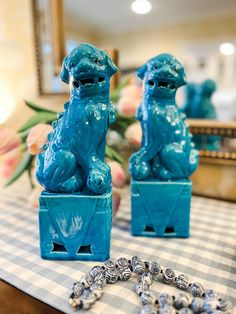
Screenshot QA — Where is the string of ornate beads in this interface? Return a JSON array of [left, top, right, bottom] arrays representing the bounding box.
[[69, 256, 234, 313]]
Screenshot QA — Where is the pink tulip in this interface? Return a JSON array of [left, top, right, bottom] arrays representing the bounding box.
[[117, 85, 142, 117], [108, 160, 126, 188], [26, 124, 52, 155], [1, 148, 22, 179], [0, 128, 21, 155], [112, 190, 121, 217], [125, 122, 142, 146]]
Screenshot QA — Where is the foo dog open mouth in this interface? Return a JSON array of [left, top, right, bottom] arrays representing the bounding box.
[[147, 79, 177, 91], [72, 76, 106, 89]]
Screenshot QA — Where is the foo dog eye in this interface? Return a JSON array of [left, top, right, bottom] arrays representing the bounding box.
[[69, 62, 75, 69], [174, 65, 180, 73], [93, 57, 102, 65]]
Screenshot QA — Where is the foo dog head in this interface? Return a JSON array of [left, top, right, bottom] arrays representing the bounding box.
[[137, 53, 187, 99], [60, 43, 118, 98]]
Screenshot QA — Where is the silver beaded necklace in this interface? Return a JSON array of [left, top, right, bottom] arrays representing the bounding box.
[[69, 256, 234, 313]]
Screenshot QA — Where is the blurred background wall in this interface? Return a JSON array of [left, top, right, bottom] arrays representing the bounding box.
[[0, 0, 65, 130]]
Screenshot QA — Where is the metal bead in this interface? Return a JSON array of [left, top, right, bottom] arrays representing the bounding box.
[[189, 283, 204, 297], [94, 273, 106, 288], [141, 304, 158, 314], [105, 268, 119, 283], [204, 290, 218, 299], [131, 255, 141, 266], [159, 293, 174, 308], [141, 291, 157, 306], [150, 262, 161, 277], [80, 273, 94, 288], [80, 290, 96, 310], [174, 293, 190, 309], [141, 272, 154, 286], [190, 298, 204, 313], [90, 265, 104, 278], [105, 259, 116, 270], [162, 269, 175, 284], [135, 281, 149, 296], [203, 298, 218, 313], [69, 297, 79, 309], [175, 274, 189, 290], [72, 281, 84, 297], [119, 267, 132, 281], [178, 308, 194, 314], [90, 283, 103, 299], [217, 299, 233, 312], [159, 305, 176, 314], [117, 257, 129, 268], [133, 261, 146, 275]]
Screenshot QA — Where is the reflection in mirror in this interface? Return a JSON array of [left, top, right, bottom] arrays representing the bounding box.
[[32, 0, 236, 200], [33, 0, 236, 148], [34, 0, 236, 99]]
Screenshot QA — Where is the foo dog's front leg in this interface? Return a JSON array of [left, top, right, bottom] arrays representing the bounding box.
[[87, 156, 111, 194], [129, 142, 159, 180], [36, 149, 82, 193]]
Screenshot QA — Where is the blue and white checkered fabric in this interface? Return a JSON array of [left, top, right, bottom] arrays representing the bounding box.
[[0, 177, 236, 314]]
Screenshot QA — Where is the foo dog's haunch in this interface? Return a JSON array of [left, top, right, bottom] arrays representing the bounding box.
[[130, 53, 199, 181], [36, 44, 118, 194]]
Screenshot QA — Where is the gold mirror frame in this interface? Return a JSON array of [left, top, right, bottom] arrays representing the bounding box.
[[32, 0, 67, 96], [188, 119, 236, 201], [32, 0, 119, 96]]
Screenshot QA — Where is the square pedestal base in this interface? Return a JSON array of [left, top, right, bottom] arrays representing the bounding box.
[[131, 180, 192, 238], [38, 191, 112, 261]]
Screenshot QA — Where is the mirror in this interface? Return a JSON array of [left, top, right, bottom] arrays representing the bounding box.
[[33, 0, 236, 146], [32, 0, 236, 200]]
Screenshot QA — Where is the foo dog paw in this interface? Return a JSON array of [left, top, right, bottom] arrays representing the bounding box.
[[152, 163, 172, 180], [60, 173, 83, 193], [87, 168, 111, 194], [130, 161, 150, 180]]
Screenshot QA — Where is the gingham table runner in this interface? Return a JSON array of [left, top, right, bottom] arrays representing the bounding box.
[[0, 178, 236, 314]]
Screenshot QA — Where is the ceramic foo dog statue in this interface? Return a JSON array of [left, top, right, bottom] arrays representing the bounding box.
[[130, 53, 199, 238], [37, 43, 118, 260], [183, 79, 220, 151]]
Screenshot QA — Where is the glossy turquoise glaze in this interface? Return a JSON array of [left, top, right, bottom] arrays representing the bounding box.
[[184, 79, 217, 120], [131, 180, 192, 238], [37, 44, 117, 260], [130, 54, 199, 181], [36, 43, 118, 194], [183, 79, 220, 150], [130, 54, 199, 238], [39, 191, 112, 260]]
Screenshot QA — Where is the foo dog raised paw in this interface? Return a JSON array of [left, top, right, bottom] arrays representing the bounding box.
[[37, 44, 118, 260], [130, 53, 199, 238]]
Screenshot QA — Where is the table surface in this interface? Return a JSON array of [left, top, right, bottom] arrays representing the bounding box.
[[0, 179, 236, 314]]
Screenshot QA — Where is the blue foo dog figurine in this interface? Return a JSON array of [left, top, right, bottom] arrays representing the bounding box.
[[183, 79, 220, 151], [36, 43, 118, 260], [129, 53, 199, 238]]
